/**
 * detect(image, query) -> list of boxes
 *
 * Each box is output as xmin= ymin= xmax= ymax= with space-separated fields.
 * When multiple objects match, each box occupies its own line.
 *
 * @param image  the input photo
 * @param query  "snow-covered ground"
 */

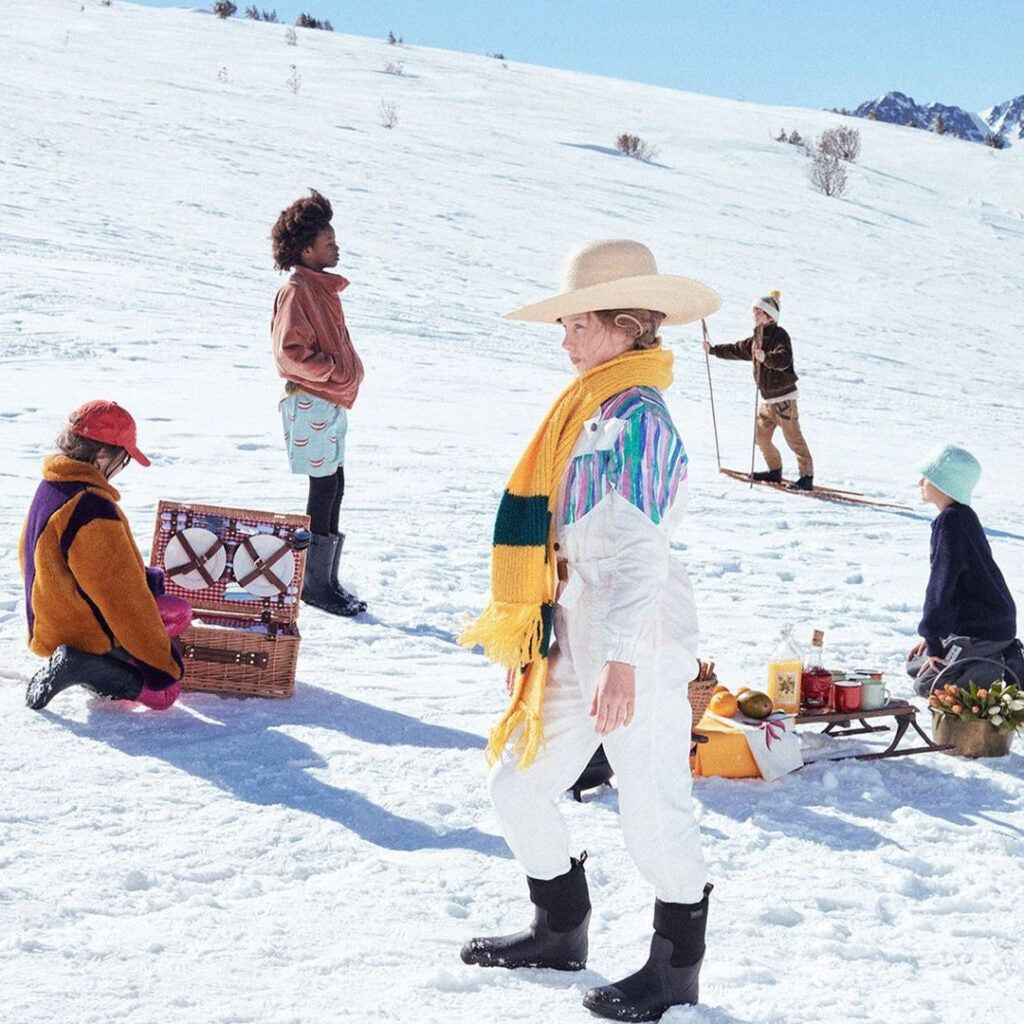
xmin=1 ymin=4 xmax=1023 ymax=1022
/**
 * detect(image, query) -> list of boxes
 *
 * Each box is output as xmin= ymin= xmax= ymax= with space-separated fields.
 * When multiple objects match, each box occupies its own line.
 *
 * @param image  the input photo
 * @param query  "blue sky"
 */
xmin=140 ymin=0 xmax=1022 ymax=111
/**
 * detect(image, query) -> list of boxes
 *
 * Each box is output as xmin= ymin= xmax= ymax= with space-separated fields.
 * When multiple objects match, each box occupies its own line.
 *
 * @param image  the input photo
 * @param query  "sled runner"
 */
xmin=796 ymin=699 xmax=954 ymax=761
xmin=719 ymin=468 xmax=913 ymax=511
xmin=151 ymin=501 xmax=310 ymax=698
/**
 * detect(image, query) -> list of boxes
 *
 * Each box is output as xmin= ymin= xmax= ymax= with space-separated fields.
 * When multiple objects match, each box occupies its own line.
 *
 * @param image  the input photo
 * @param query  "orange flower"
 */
xmin=952 ymin=704 xmax=963 ymax=714
xmin=977 ymin=689 xmax=988 ymax=700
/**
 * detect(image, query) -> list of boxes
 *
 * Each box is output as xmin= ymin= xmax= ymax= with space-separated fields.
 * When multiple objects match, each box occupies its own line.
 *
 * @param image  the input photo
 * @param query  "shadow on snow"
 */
xmin=52 ymin=680 xmax=511 ymax=859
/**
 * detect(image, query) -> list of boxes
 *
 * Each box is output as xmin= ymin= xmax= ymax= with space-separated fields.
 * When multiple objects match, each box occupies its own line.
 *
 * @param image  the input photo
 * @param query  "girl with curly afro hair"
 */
xmin=270 ymin=189 xmax=366 ymax=617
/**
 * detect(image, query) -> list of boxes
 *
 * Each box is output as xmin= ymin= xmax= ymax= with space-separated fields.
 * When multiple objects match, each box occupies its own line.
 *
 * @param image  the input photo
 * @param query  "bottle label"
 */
xmin=774 ymin=670 xmax=799 ymax=701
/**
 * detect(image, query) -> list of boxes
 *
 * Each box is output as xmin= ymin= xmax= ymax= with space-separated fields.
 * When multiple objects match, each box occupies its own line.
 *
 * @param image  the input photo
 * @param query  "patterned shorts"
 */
xmin=280 ymin=392 xmax=348 ymax=477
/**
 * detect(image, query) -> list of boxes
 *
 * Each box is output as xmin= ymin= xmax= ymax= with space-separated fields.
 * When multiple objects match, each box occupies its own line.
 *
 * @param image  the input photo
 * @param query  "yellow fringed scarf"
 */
xmin=460 ymin=345 xmax=674 ymax=768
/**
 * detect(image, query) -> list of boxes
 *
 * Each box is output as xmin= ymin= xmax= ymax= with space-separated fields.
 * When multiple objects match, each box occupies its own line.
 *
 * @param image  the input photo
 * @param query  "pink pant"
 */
xmin=135 ymin=595 xmax=191 ymax=711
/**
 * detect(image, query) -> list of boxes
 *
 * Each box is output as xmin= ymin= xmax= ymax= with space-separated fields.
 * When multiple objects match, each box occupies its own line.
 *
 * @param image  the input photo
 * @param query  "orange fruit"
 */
xmin=712 ymin=684 xmax=731 ymax=695
xmin=709 ymin=692 xmax=739 ymax=718
xmin=737 ymin=685 xmax=751 ymax=694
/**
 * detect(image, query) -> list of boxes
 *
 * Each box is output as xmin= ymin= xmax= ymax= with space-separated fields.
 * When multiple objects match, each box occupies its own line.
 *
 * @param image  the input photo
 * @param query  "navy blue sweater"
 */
xmin=919 ymin=503 xmax=1016 ymax=656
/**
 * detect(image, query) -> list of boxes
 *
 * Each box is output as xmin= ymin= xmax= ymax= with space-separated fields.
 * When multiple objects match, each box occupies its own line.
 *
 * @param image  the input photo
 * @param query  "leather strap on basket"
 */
xmin=183 ymin=643 xmax=269 ymax=669
xmin=167 ymin=533 xmax=225 ymax=587
xmin=236 ymin=537 xmax=291 ymax=593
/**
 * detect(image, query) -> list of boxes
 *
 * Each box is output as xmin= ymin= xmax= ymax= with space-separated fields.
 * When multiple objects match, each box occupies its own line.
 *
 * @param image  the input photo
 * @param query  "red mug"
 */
xmin=834 ymin=680 xmax=862 ymax=713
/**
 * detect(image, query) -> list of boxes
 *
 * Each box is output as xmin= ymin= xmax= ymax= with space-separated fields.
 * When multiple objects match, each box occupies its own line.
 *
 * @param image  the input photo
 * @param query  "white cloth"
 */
xmin=488 ymin=406 xmax=707 ymax=903
xmin=762 ymin=388 xmax=799 ymax=406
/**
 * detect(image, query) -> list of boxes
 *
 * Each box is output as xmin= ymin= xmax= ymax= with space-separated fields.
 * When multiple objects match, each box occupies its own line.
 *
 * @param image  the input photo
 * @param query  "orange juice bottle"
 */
xmin=767 ymin=626 xmax=803 ymax=714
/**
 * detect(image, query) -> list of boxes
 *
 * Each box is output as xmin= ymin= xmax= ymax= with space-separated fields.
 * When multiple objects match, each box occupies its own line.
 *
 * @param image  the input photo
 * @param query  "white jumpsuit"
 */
xmin=488 ymin=386 xmax=708 ymax=904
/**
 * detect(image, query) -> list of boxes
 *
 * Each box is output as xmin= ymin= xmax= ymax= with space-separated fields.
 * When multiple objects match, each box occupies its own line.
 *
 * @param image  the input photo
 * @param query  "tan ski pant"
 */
xmin=756 ymin=399 xmax=814 ymax=478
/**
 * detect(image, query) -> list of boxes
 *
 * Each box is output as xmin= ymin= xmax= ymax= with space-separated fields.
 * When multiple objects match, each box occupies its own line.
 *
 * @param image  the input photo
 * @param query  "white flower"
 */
xmin=1008 ymin=700 xmax=1024 ymax=711
xmin=990 ymin=714 xmax=1004 ymax=726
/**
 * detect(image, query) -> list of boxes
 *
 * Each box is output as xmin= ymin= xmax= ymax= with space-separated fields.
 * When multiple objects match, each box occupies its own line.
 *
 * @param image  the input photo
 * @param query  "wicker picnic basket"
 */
xmin=150 ymin=500 xmax=310 ymax=699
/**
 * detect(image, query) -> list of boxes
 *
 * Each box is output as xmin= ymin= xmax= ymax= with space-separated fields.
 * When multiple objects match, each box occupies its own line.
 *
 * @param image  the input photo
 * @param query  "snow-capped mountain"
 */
xmin=853 ymin=89 xmax=1024 ymax=145
xmin=983 ymin=93 xmax=1024 ymax=143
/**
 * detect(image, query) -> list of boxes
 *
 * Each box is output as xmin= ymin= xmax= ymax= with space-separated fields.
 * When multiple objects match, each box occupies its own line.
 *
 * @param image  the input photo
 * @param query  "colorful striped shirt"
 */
xmin=561 ymin=387 xmax=688 ymax=526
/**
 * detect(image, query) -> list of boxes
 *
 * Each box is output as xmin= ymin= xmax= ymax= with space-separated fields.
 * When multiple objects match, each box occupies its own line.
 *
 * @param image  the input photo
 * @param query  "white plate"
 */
xmin=163 ymin=528 xmax=227 ymax=590
xmin=232 ymin=534 xmax=295 ymax=598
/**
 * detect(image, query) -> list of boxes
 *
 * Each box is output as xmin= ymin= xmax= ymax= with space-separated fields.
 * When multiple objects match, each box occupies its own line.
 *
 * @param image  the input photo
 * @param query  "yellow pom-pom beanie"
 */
xmin=754 ymin=289 xmax=781 ymax=323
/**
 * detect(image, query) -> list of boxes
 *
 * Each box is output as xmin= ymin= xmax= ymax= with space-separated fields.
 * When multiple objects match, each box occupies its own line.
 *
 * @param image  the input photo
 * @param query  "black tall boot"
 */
xmin=751 ymin=468 xmax=783 ymax=483
xmin=301 ymin=533 xmax=361 ymax=617
xmin=583 ymin=884 xmax=712 ymax=1021
xmin=26 ymin=646 xmax=144 ymax=711
xmin=330 ymin=532 xmax=367 ymax=614
xmin=461 ymin=855 xmax=591 ymax=971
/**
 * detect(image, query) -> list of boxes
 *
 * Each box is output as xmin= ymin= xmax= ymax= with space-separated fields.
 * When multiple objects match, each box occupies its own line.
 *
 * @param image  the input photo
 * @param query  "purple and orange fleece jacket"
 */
xmin=19 ymin=456 xmax=183 ymax=689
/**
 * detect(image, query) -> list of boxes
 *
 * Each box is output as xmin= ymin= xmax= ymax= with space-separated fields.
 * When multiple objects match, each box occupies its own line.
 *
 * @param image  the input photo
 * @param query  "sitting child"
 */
xmin=21 ymin=401 xmax=189 ymax=711
xmin=907 ymin=444 xmax=1019 ymax=695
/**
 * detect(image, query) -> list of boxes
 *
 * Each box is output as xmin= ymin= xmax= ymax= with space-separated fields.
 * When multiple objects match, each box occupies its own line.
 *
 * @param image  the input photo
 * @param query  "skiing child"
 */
xmin=22 ymin=401 xmax=188 ymax=711
xmin=907 ymin=444 xmax=1020 ymax=695
xmin=702 ymin=290 xmax=815 ymax=490
xmin=270 ymin=189 xmax=366 ymax=617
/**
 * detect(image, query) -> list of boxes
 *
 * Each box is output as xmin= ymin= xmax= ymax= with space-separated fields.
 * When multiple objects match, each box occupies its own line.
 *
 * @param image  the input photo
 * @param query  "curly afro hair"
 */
xmin=271 ymin=189 xmax=333 ymax=271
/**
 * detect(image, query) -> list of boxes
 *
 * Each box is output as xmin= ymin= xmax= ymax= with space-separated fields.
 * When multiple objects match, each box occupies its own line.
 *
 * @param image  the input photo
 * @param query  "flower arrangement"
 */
xmin=929 ymin=681 xmax=1024 ymax=734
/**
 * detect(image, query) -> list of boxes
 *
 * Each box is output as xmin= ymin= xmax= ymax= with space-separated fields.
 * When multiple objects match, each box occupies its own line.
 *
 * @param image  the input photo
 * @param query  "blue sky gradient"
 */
xmin=137 ymin=0 xmax=1023 ymax=111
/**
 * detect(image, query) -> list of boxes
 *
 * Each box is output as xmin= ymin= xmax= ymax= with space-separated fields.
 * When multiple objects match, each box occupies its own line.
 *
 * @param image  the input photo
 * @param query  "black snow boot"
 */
xmin=26 ymin=646 xmax=144 ymax=711
xmin=583 ymin=884 xmax=712 ymax=1021
xmin=302 ymin=533 xmax=362 ymax=617
xmin=330 ymin=532 xmax=367 ymax=614
xmin=789 ymin=475 xmax=814 ymax=491
xmin=461 ymin=855 xmax=591 ymax=971
xmin=751 ymin=468 xmax=783 ymax=483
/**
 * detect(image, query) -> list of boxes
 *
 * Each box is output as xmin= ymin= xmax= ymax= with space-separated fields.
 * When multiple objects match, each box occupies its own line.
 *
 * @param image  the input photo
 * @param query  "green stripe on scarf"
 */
xmin=493 ymin=493 xmax=551 ymax=547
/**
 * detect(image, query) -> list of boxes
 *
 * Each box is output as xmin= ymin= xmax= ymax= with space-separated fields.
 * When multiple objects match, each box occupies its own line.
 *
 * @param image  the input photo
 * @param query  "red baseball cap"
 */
xmin=69 ymin=400 xmax=151 ymax=467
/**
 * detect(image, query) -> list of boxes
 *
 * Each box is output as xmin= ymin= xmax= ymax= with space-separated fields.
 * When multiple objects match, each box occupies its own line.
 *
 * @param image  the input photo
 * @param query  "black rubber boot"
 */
xmin=26 ymin=646 xmax=144 ymax=711
xmin=583 ymin=884 xmax=712 ymax=1021
xmin=302 ymin=533 xmax=362 ymax=617
xmin=461 ymin=855 xmax=591 ymax=971
xmin=751 ymin=468 xmax=783 ymax=483
xmin=788 ymin=475 xmax=814 ymax=491
xmin=330 ymin=532 xmax=367 ymax=613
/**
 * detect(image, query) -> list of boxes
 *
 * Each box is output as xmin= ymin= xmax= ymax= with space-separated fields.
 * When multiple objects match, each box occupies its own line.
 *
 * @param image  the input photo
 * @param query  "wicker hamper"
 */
xmin=150 ymin=500 xmax=310 ymax=699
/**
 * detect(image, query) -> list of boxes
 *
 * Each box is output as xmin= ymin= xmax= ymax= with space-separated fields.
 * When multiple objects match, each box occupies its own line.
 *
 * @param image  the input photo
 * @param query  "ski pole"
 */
xmin=749 ymin=328 xmax=762 ymax=487
xmin=702 ymin=320 xmax=722 ymax=472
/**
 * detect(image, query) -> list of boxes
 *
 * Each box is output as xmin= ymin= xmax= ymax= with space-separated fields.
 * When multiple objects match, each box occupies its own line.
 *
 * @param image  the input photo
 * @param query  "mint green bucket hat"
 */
xmin=919 ymin=444 xmax=981 ymax=505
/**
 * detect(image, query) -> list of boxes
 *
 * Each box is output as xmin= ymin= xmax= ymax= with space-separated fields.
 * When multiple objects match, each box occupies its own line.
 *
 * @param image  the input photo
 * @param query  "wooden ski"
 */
xmin=719 ymin=468 xmax=912 ymax=511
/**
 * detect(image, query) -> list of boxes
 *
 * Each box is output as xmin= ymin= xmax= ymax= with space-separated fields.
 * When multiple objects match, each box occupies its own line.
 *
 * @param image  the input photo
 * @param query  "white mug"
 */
xmin=860 ymin=677 xmax=890 ymax=711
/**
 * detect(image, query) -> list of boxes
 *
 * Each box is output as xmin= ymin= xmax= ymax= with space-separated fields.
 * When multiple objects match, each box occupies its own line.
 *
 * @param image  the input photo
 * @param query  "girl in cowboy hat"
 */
xmin=21 ymin=401 xmax=190 ymax=711
xmin=270 ymin=189 xmax=366 ymax=617
xmin=703 ymin=290 xmax=816 ymax=490
xmin=460 ymin=240 xmax=719 ymax=1020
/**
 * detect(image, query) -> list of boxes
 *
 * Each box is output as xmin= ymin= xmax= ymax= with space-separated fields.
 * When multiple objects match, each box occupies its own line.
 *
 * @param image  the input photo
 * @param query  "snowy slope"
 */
xmin=1 ymin=4 xmax=1023 ymax=1024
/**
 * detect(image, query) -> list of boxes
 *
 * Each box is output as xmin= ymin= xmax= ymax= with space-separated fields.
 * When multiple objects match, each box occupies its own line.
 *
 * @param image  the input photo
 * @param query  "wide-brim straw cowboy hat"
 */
xmin=505 ymin=239 xmax=721 ymax=326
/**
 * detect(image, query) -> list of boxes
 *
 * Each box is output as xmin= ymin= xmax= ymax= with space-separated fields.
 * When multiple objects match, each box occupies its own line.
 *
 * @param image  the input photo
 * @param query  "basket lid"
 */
xmin=151 ymin=500 xmax=311 ymax=623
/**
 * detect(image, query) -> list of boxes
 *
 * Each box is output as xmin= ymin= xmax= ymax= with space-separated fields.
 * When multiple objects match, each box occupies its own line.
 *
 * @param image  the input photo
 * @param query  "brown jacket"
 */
xmin=20 ymin=457 xmax=183 ymax=686
xmin=710 ymin=323 xmax=798 ymax=400
xmin=271 ymin=266 xmax=365 ymax=408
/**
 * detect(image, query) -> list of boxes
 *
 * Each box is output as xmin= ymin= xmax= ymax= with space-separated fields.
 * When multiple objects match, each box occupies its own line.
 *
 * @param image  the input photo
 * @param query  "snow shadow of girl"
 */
xmin=55 ymin=681 xmax=511 ymax=858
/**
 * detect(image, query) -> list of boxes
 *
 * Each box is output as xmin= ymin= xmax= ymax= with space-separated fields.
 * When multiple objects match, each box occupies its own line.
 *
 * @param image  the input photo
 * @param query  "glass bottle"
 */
xmin=801 ymin=629 xmax=835 ymax=713
xmin=767 ymin=626 xmax=803 ymax=715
